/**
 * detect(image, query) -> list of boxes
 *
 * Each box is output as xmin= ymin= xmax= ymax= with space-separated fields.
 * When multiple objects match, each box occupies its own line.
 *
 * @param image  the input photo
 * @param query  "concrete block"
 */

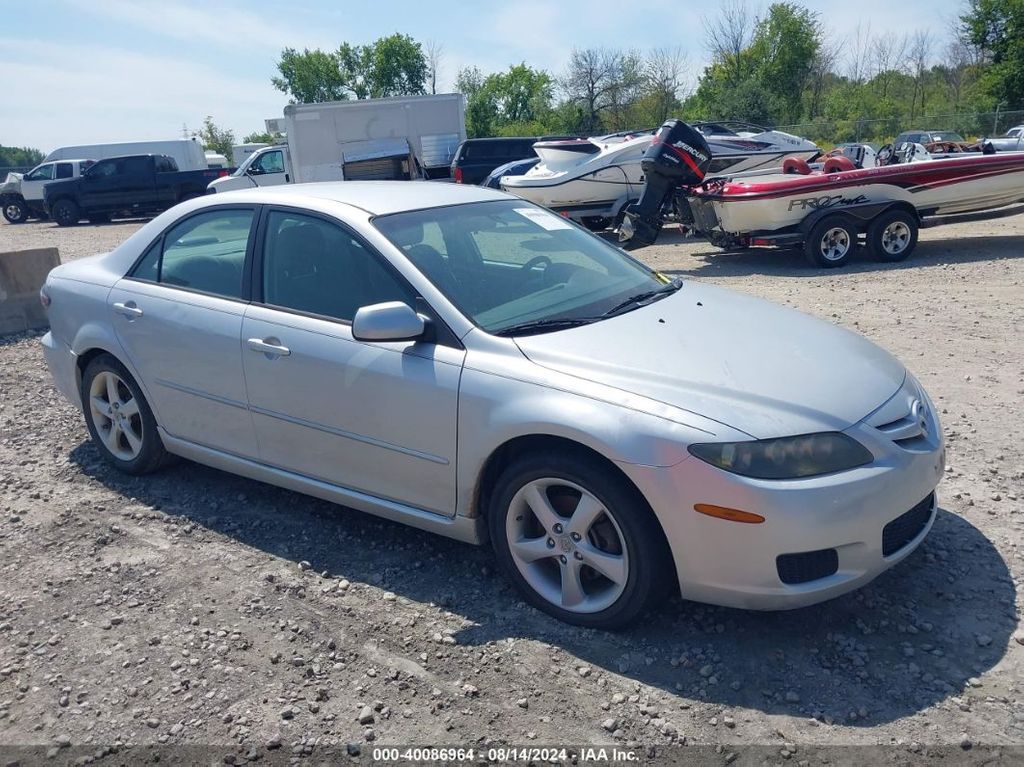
xmin=0 ymin=247 xmax=60 ymax=334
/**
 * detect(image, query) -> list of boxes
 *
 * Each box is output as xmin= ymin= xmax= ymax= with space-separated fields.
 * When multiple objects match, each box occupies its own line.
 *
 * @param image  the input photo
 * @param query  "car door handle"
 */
xmin=247 ymin=337 xmax=291 ymax=357
xmin=112 ymin=301 xmax=143 ymax=318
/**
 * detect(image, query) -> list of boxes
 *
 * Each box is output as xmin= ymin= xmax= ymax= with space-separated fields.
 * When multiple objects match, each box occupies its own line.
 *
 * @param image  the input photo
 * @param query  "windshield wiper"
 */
xmin=602 ymin=277 xmax=683 ymax=317
xmin=494 ymin=317 xmax=602 ymax=337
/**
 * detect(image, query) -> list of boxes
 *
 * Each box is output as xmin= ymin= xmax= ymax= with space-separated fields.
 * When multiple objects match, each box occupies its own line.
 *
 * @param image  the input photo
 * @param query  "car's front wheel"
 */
xmin=2 ymin=197 xmax=28 ymax=223
xmin=488 ymin=451 xmax=670 ymax=629
xmin=80 ymin=354 xmax=168 ymax=474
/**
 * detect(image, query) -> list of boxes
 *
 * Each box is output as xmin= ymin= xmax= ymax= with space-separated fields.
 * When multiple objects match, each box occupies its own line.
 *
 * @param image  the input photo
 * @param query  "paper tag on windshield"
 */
xmin=514 ymin=207 xmax=573 ymax=230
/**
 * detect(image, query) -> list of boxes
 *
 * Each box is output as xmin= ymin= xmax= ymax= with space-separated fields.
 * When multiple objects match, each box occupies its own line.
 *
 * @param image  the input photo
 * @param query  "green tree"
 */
xmin=747 ymin=3 xmax=820 ymax=123
xmin=962 ymin=0 xmax=1024 ymax=107
xmin=689 ymin=3 xmax=819 ymax=124
xmin=457 ymin=64 xmax=554 ymax=137
xmin=364 ymin=33 xmax=427 ymax=98
xmin=0 ymin=145 xmax=44 ymax=169
xmin=273 ymin=35 xmax=427 ymax=104
xmin=242 ymin=131 xmax=282 ymax=144
xmin=194 ymin=116 xmax=235 ymax=158
xmin=273 ymin=47 xmax=349 ymax=103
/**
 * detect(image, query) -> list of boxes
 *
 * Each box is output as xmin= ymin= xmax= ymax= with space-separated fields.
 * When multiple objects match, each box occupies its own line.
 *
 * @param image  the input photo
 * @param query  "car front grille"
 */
xmin=776 ymin=548 xmax=839 ymax=585
xmin=882 ymin=493 xmax=935 ymax=556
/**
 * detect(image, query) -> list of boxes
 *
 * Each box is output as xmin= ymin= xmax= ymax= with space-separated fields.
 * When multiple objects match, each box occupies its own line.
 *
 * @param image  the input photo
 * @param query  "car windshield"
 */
xmin=373 ymin=200 xmax=668 ymax=335
xmin=930 ymin=132 xmax=965 ymax=142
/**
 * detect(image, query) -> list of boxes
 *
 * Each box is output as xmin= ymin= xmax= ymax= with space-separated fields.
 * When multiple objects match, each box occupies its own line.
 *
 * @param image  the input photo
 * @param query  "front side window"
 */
xmin=130 ymin=209 xmax=254 ymax=299
xmin=25 ymin=164 xmax=55 ymax=181
xmin=253 ymin=151 xmax=284 ymax=174
xmin=262 ymin=211 xmax=416 ymax=322
xmin=373 ymin=200 xmax=665 ymax=334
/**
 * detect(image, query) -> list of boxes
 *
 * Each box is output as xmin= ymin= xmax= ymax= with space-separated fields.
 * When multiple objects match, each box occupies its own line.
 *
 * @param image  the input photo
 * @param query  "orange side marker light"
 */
xmin=694 ymin=504 xmax=765 ymax=524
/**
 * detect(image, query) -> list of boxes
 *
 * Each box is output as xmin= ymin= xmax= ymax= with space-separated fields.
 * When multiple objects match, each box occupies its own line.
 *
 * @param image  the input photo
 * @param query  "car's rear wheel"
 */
xmin=80 ymin=354 xmax=168 ymax=474
xmin=52 ymin=199 xmax=80 ymax=227
xmin=804 ymin=215 xmax=857 ymax=267
xmin=488 ymin=451 xmax=670 ymax=629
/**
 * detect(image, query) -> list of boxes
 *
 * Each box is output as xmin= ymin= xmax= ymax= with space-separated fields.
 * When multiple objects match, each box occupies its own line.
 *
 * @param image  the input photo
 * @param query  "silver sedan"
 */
xmin=40 ymin=182 xmax=945 ymax=628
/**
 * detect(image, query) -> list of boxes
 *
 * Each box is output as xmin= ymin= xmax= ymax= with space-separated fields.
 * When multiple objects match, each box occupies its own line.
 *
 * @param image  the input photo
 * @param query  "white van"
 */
xmin=44 ymin=140 xmax=208 ymax=172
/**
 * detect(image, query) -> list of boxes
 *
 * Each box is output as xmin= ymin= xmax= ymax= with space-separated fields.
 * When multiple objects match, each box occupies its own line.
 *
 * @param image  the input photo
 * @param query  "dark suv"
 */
xmin=450 ymin=136 xmax=573 ymax=185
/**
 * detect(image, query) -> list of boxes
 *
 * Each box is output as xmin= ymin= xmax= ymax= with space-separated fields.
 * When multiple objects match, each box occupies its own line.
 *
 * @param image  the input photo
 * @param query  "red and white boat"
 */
xmin=691 ymin=149 xmax=1024 ymax=237
xmin=619 ymin=121 xmax=1024 ymax=267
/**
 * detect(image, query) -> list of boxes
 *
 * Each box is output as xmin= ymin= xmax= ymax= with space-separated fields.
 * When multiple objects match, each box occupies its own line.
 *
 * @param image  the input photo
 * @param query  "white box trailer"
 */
xmin=208 ymin=94 xmax=465 ymax=193
xmin=44 ymin=140 xmax=208 ymax=171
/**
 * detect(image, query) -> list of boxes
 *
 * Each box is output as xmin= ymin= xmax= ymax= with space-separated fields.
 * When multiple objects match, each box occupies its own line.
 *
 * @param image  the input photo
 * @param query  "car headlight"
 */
xmin=688 ymin=433 xmax=873 ymax=479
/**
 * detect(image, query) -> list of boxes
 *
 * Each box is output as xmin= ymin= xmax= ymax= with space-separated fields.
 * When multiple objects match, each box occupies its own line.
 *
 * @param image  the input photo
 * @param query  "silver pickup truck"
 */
xmin=1 ymin=159 xmax=94 ymax=223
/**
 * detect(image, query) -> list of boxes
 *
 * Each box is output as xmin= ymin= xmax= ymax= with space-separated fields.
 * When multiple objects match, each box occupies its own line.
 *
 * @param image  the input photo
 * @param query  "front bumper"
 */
xmin=620 ymin=385 xmax=945 ymax=610
xmin=41 ymin=331 xmax=81 ymax=409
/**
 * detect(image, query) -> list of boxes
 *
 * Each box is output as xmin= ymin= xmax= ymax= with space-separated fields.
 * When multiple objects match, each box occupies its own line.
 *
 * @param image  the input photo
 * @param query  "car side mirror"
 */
xmin=352 ymin=301 xmax=426 ymax=342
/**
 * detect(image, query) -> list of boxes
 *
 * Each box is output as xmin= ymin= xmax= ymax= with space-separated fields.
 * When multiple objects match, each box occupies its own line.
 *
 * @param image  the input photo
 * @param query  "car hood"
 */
xmin=1 ymin=172 xmax=22 ymax=194
xmin=513 ymin=283 xmax=905 ymax=438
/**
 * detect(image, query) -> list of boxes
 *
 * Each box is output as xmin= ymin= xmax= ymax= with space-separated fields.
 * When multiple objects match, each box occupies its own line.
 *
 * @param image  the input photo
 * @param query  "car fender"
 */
xmin=454 ymin=366 xmax=731 ymax=518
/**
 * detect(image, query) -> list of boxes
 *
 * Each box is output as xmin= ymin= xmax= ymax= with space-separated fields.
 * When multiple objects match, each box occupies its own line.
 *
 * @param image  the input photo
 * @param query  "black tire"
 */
xmin=80 ymin=354 xmax=169 ymax=475
xmin=2 ymin=197 xmax=28 ymax=224
xmin=51 ymin=199 xmax=80 ymax=227
xmin=866 ymin=208 xmax=918 ymax=262
xmin=581 ymin=216 xmax=611 ymax=231
xmin=488 ymin=451 xmax=672 ymax=629
xmin=803 ymin=215 xmax=858 ymax=268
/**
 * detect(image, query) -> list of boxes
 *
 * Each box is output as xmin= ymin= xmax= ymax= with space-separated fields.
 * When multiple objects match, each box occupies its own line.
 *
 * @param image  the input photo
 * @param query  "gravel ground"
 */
xmin=1 ymin=215 xmax=1022 ymax=760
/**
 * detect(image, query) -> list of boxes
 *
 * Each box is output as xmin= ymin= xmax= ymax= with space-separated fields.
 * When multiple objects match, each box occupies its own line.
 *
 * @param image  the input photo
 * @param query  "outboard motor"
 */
xmin=619 ymin=120 xmax=712 ymax=249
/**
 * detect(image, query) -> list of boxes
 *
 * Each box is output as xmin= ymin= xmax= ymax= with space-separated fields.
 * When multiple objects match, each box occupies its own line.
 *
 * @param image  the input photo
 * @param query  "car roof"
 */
xmin=210 ymin=180 xmax=512 ymax=216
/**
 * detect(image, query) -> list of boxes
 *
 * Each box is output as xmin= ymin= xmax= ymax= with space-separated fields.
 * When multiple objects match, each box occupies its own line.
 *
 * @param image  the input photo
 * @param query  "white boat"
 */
xmin=500 ymin=122 xmax=819 ymax=228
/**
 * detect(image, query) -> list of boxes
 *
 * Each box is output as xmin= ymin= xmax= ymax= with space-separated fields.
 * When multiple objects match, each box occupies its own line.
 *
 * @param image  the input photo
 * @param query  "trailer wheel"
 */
xmin=804 ymin=215 xmax=857 ymax=268
xmin=2 ymin=197 xmax=29 ymax=224
xmin=52 ymin=199 xmax=80 ymax=227
xmin=867 ymin=209 xmax=918 ymax=262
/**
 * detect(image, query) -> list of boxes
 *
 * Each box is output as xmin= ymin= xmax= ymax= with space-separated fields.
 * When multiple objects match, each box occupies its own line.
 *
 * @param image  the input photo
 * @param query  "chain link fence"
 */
xmin=775 ymin=110 xmax=1024 ymax=146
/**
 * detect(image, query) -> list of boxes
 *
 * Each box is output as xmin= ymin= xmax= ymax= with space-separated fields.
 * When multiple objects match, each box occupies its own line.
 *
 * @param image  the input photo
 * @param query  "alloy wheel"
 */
xmin=881 ymin=221 xmax=911 ymax=255
xmin=505 ymin=478 xmax=629 ymax=613
xmin=819 ymin=227 xmax=851 ymax=261
xmin=88 ymin=371 xmax=144 ymax=461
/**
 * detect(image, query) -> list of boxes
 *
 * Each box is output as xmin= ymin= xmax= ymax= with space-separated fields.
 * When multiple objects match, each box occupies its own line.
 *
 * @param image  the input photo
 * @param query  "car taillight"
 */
xmin=218 ymin=170 xmax=228 ymax=177
xmin=39 ymin=285 xmax=51 ymax=308
xmin=454 ymin=167 xmax=463 ymax=183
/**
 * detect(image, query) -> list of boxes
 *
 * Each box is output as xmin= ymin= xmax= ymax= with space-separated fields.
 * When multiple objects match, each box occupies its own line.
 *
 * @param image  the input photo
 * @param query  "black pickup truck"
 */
xmin=43 ymin=154 xmax=225 ymax=226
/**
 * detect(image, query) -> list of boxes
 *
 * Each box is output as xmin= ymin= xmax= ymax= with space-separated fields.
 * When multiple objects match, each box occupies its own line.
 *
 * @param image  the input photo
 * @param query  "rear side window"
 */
xmin=55 ymin=163 xmax=73 ymax=179
xmin=123 ymin=157 xmax=150 ymax=175
xmin=129 ymin=208 xmax=255 ymax=299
